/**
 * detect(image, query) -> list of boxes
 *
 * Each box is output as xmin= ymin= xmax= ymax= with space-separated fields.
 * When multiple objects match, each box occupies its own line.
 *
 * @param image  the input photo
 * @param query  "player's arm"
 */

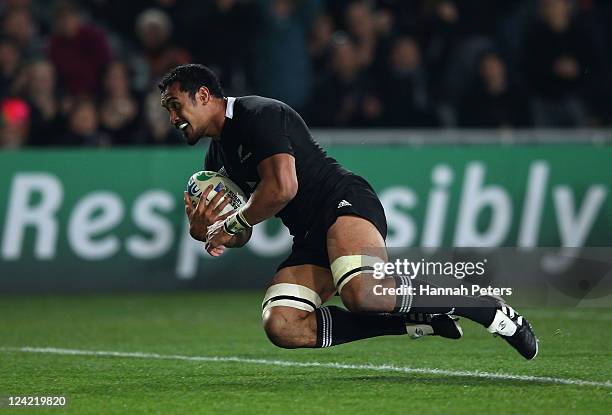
xmin=241 ymin=153 xmax=298 ymax=225
xmin=208 ymin=153 xmax=297 ymax=246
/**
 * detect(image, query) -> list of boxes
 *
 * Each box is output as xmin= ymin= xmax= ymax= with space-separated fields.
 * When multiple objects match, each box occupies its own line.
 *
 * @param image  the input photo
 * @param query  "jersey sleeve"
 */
xmin=248 ymin=105 xmax=294 ymax=165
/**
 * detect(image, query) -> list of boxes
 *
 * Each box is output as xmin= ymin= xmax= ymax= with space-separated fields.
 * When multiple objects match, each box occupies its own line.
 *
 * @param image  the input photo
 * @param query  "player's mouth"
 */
xmin=176 ymin=121 xmax=191 ymax=138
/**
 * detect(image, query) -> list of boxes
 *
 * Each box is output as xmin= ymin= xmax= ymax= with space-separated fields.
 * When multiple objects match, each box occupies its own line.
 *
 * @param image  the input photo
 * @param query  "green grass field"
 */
xmin=0 ymin=292 xmax=610 ymax=414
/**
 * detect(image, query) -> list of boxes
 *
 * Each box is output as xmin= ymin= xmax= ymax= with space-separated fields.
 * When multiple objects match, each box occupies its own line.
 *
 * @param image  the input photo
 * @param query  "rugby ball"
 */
xmin=186 ymin=171 xmax=247 ymax=215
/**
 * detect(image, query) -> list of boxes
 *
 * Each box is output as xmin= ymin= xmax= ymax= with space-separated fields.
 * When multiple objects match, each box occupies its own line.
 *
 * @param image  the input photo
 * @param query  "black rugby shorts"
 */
xmin=277 ymin=175 xmax=387 ymax=271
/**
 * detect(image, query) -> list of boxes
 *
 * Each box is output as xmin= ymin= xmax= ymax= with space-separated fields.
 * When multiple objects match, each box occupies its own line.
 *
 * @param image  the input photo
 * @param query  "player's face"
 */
xmin=161 ymin=83 xmax=215 ymax=145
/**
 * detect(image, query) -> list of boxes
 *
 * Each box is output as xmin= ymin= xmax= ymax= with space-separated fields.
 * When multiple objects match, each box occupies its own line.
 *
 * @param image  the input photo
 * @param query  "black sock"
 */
xmin=315 ymin=306 xmax=406 ymax=348
xmin=392 ymin=276 xmax=497 ymax=327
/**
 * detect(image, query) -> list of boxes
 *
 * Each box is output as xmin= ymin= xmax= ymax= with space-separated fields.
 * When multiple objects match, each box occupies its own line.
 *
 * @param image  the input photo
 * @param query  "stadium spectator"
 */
xmin=344 ymin=1 xmax=377 ymax=69
xmin=458 ymin=52 xmax=531 ymax=128
xmin=60 ymin=98 xmax=109 ymax=146
xmin=353 ymin=89 xmax=385 ymax=127
xmin=2 ymin=7 xmax=43 ymax=60
xmin=0 ymin=96 xmax=29 ymax=147
xmin=453 ymin=0 xmax=513 ymax=37
xmin=5 ymin=0 xmax=55 ymax=35
xmin=140 ymin=88 xmax=181 ymax=145
xmin=586 ymin=0 xmax=612 ymax=125
xmin=84 ymin=0 xmax=150 ymax=46
xmin=0 ymin=37 xmax=20 ymax=99
xmin=379 ymin=36 xmax=437 ymax=127
xmin=308 ymin=35 xmax=369 ymax=127
xmin=1 ymin=0 xmax=611 ymax=149
xmin=98 ymin=61 xmax=140 ymax=145
xmin=420 ymin=0 xmax=462 ymax=103
xmin=17 ymin=59 xmax=65 ymax=146
xmin=0 ymin=0 xmax=32 ymax=14
xmin=250 ymin=0 xmax=320 ymax=112
xmin=369 ymin=5 xmax=400 ymax=82
xmin=48 ymin=1 xmax=112 ymax=97
xmin=87 ymin=0 xmax=188 ymax=39
xmin=522 ymin=0 xmax=601 ymax=127
xmin=366 ymin=0 xmax=422 ymax=34
xmin=309 ymin=13 xmax=335 ymax=81
xmin=189 ymin=0 xmax=251 ymax=95
xmin=148 ymin=0 xmax=183 ymax=32
xmin=132 ymin=8 xmax=190 ymax=92
xmin=321 ymin=0 xmax=351 ymax=24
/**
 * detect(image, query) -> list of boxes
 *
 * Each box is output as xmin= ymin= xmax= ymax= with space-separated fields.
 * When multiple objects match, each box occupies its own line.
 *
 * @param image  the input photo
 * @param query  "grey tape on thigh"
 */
xmin=330 ymin=255 xmax=385 ymax=293
xmin=261 ymin=283 xmax=322 ymax=316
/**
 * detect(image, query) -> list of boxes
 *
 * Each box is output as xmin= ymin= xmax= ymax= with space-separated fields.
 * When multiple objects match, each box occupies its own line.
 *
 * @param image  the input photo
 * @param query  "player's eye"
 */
xmin=164 ymin=100 xmax=179 ymax=111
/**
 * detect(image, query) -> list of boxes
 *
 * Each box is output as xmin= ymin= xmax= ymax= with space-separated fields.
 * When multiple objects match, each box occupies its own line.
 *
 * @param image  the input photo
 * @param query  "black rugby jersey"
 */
xmin=204 ymin=96 xmax=354 ymax=237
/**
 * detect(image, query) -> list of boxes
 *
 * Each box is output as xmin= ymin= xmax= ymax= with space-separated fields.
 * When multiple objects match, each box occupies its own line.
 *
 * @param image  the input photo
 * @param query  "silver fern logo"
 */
xmin=238 ymin=145 xmax=252 ymax=163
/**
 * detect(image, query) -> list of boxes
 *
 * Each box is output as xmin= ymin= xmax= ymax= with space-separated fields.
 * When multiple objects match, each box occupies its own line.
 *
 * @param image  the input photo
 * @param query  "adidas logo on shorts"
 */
xmin=337 ymin=200 xmax=352 ymax=209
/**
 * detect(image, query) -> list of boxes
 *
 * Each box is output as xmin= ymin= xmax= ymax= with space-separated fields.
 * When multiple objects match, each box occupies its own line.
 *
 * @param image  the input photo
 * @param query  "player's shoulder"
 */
xmin=235 ymin=95 xmax=295 ymax=119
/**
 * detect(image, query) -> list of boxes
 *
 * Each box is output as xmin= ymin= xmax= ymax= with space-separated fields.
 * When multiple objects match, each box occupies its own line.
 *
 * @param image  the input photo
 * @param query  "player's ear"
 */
xmin=198 ymin=87 xmax=210 ymax=105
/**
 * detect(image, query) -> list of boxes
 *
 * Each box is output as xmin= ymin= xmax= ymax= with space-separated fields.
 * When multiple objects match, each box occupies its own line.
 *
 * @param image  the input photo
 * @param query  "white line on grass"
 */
xmin=2 ymin=346 xmax=611 ymax=389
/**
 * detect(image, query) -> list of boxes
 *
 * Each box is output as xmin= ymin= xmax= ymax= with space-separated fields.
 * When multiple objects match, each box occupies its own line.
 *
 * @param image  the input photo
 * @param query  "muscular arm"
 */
xmin=240 ymin=153 xmax=298 ymax=226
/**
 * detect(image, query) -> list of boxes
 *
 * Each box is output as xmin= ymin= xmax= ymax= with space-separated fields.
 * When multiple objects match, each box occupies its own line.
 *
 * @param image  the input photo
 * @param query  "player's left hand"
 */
xmin=205 ymin=220 xmax=234 ymax=256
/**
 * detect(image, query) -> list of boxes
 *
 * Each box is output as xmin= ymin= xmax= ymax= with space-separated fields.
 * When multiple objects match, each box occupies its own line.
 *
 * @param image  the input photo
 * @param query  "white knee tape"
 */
xmin=261 ymin=283 xmax=322 ymax=316
xmin=330 ymin=255 xmax=385 ymax=293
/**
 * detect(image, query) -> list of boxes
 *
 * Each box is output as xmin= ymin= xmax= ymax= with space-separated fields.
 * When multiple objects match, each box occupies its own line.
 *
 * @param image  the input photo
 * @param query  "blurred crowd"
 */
xmin=1 ymin=0 xmax=611 ymax=147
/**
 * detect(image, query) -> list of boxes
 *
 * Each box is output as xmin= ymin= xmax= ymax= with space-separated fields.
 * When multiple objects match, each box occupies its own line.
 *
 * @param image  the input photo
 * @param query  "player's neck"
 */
xmin=210 ymin=97 xmax=228 ymax=139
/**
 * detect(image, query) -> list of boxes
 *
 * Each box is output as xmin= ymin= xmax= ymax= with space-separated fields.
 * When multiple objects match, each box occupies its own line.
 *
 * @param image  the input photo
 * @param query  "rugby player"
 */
xmin=159 ymin=64 xmax=538 ymax=359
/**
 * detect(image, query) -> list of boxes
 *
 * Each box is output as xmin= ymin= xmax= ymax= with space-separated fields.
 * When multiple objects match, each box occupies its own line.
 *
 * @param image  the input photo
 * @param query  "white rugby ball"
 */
xmin=186 ymin=171 xmax=247 ymax=215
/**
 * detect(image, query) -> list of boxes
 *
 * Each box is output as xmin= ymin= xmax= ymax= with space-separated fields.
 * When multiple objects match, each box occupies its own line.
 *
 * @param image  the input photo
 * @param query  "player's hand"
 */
xmin=205 ymin=220 xmax=234 ymax=255
xmin=204 ymin=222 xmax=226 ymax=257
xmin=184 ymin=188 xmax=234 ymax=242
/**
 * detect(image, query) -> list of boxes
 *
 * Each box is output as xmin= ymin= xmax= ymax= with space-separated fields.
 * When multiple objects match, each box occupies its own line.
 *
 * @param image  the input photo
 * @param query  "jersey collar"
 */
xmin=225 ymin=97 xmax=236 ymax=119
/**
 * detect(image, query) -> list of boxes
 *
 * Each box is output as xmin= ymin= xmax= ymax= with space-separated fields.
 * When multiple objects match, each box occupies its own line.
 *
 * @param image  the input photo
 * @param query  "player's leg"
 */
xmin=262 ymin=264 xmax=411 ymax=348
xmin=327 ymin=215 xmax=538 ymax=359
xmin=261 ymin=264 xmax=333 ymax=348
xmin=327 ymin=216 xmax=495 ymax=319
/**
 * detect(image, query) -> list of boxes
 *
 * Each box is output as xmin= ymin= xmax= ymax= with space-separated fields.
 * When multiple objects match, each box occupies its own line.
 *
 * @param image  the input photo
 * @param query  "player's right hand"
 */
xmin=184 ymin=187 xmax=234 ymax=242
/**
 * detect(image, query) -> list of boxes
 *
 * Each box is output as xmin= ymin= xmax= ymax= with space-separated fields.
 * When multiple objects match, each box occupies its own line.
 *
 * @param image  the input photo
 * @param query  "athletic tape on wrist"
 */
xmin=237 ymin=209 xmax=252 ymax=228
xmin=224 ymin=208 xmax=252 ymax=235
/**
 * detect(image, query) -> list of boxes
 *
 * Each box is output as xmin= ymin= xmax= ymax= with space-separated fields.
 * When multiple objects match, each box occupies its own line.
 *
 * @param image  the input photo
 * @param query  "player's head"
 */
xmin=158 ymin=64 xmax=225 ymax=145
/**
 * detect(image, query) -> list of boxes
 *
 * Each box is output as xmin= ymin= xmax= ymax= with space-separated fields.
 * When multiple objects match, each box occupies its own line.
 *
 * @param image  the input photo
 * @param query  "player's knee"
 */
xmin=339 ymin=277 xmax=377 ymax=313
xmin=262 ymin=308 xmax=302 ymax=349
xmin=263 ymin=308 xmax=291 ymax=348
xmin=261 ymin=283 xmax=321 ymax=348
xmin=331 ymin=255 xmax=384 ymax=313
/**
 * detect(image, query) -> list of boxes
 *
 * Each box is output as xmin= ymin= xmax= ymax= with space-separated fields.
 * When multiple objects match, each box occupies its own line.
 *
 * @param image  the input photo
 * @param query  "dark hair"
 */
xmin=158 ymin=64 xmax=225 ymax=99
